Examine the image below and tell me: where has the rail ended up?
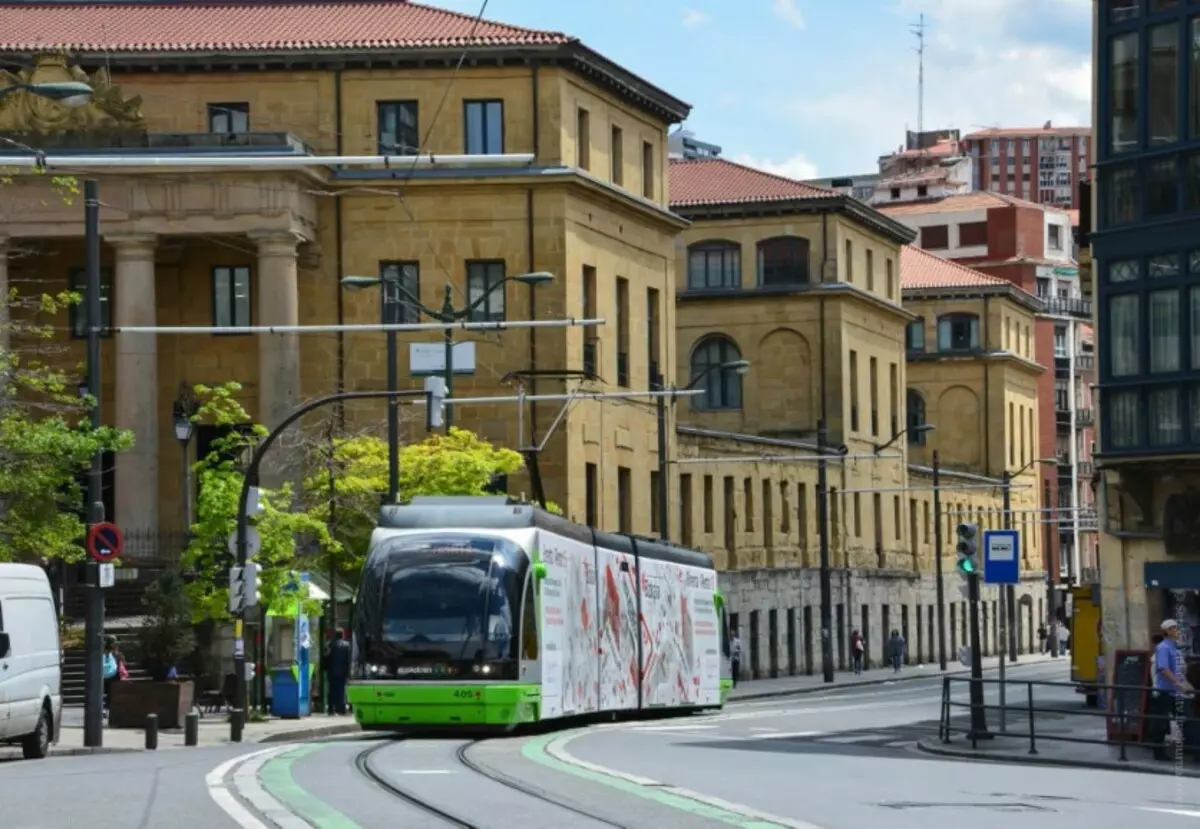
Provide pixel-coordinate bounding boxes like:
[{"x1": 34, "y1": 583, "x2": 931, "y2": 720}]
[{"x1": 937, "y1": 674, "x2": 1198, "y2": 763}]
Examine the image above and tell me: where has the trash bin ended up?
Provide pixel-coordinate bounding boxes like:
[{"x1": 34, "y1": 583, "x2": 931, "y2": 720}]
[{"x1": 270, "y1": 664, "x2": 310, "y2": 719}]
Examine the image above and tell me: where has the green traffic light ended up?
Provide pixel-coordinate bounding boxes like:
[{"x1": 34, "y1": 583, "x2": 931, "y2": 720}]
[{"x1": 957, "y1": 559, "x2": 977, "y2": 574}]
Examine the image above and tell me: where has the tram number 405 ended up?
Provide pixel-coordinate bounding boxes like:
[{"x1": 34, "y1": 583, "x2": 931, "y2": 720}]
[{"x1": 452, "y1": 689, "x2": 479, "y2": 699}]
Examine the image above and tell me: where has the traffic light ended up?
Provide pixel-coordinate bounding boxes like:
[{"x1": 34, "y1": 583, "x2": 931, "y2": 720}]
[
  {"x1": 228, "y1": 562, "x2": 260, "y2": 614},
  {"x1": 424, "y1": 375, "x2": 446, "y2": 430},
  {"x1": 955, "y1": 522, "x2": 979, "y2": 577}
]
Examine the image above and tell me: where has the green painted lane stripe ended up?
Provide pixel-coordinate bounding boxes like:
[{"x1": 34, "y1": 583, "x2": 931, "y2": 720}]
[
  {"x1": 258, "y1": 744, "x2": 362, "y2": 829},
  {"x1": 521, "y1": 733, "x2": 796, "y2": 829}
]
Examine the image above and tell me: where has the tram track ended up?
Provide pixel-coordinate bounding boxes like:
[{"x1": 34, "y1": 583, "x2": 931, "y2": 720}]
[{"x1": 354, "y1": 737, "x2": 633, "y2": 829}]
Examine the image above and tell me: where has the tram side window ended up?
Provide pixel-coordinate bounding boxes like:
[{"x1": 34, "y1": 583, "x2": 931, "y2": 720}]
[
  {"x1": 521, "y1": 572, "x2": 539, "y2": 660},
  {"x1": 721, "y1": 607, "x2": 731, "y2": 657}
]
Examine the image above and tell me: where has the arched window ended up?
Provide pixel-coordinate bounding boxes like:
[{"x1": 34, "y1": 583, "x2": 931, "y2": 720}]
[
  {"x1": 936, "y1": 313, "x2": 981, "y2": 352},
  {"x1": 907, "y1": 389, "x2": 928, "y2": 445},
  {"x1": 687, "y1": 241, "x2": 741, "y2": 290},
  {"x1": 757, "y1": 236, "x2": 810, "y2": 287},
  {"x1": 690, "y1": 336, "x2": 744, "y2": 410}
]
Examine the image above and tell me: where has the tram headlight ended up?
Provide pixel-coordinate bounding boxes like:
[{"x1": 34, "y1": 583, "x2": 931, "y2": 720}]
[{"x1": 474, "y1": 664, "x2": 492, "y2": 675}]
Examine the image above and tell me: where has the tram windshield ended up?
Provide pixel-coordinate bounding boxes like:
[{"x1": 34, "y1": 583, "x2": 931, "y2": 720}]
[{"x1": 362, "y1": 533, "x2": 526, "y2": 680}]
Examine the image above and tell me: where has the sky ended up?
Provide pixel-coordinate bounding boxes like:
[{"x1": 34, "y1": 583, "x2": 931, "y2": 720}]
[{"x1": 429, "y1": 0, "x2": 1093, "y2": 180}]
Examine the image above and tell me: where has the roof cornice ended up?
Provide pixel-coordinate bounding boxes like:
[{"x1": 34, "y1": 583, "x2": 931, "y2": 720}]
[
  {"x1": 671, "y1": 194, "x2": 917, "y2": 246},
  {"x1": 903, "y1": 282, "x2": 1044, "y2": 313}
]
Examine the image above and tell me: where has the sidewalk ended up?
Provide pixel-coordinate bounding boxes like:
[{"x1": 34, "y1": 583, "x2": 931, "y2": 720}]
[
  {"x1": 32, "y1": 711, "x2": 361, "y2": 757},
  {"x1": 729, "y1": 651, "x2": 1062, "y2": 701},
  {"x1": 917, "y1": 710, "x2": 1200, "y2": 778}
]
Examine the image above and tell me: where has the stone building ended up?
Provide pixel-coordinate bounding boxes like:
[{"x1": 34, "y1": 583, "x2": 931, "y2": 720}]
[{"x1": 1, "y1": 1, "x2": 1047, "y2": 675}]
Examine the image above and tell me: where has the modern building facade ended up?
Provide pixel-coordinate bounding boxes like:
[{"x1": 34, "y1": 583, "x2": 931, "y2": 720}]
[
  {"x1": 960, "y1": 124, "x2": 1092, "y2": 209},
  {"x1": 1093, "y1": 0, "x2": 1200, "y2": 662}
]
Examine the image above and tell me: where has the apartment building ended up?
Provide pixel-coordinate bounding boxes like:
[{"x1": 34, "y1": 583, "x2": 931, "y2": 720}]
[{"x1": 960, "y1": 123, "x2": 1092, "y2": 210}]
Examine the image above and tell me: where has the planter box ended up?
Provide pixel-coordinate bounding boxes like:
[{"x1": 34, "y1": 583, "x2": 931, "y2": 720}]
[{"x1": 110, "y1": 679, "x2": 195, "y2": 730}]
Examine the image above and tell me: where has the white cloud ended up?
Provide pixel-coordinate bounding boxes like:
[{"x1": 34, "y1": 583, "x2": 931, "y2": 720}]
[
  {"x1": 734, "y1": 152, "x2": 820, "y2": 182},
  {"x1": 682, "y1": 8, "x2": 710, "y2": 28},
  {"x1": 785, "y1": 0, "x2": 1091, "y2": 173},
  {"x1": 771, "y1": 0, "x2": 805, "y2": 30}
]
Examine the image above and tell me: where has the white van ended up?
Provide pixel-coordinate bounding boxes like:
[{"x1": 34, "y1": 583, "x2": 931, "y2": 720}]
[{"x1": 0, "y1": 564, "x2": 62, "y2": 759}]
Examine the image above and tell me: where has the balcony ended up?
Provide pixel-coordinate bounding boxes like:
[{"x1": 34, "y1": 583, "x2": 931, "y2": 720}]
[
  {"x1": 1041, "y1": 297, "x2": 1092, "y2": 320},
  {"x1": 1054, "y1": 353, "x2": 1095, "y2": 378},
  {"x1": 1056, "y1": 407, "x2": 1095, "y2": 430}
]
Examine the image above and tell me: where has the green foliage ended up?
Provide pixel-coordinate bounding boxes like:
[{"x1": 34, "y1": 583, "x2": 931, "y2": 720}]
[
  {"x1": 182, "y1": 382, "x2": 338, "y2": 623},
  {"x1": 304, "y1": 427, "x2": 561, "y2": 571},
  {"x1": 135, "y1": 570, "x2": 197, "y2": 681},
  {"x1": 0, "y1": 255, "x2": 132, "y2": 563}
]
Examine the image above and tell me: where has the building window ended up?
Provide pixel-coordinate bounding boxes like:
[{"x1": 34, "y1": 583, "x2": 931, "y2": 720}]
[
  {"x1": 917, "y1": 184, "x2": 928, "y2": 197},
  {"x1": 67, "y1": 267, "x2": 112, "y2": 339},
  {"x1": 463, "y1": 100, "x2": 503, "y2": 155},
  {"x1": 610, "y1": 125, "x2": 624, "y2": 185},
  {"x1": 1048, "y1": 224, "x2": 1063, "y2": 251},
  {"x1": 212, "y1": 266, "x2": 251, "y2": 329},
  {"x1": 380, "y1": 261, "x2": 420, "y2": 324},
  {"x1": 1109, "y1": 391, "x2": 1140, "y2": 448},
  {"x1": 1109, "y1": 294, "x2": 1140, "y2": 376},
  {"x1": 919, "y1": 225, "x2": 949, "y2": 249},
  {"x1": 1110, "y1": 32, "x2": 1139, "y2": 154},
  {"x1": 936, "y1": 313, "x2": 980, "y2": 352},
  {"x1": 582, "y1": 264, "x2": 597, "y2": 376},
  {"x1": 1149, "y1": 289, "x2": 1182, "y2": 373},
  {"x1": 1150, "y1": 387, "x2": 1183, "y2": 446},
  {"x1": 207, "y1": 102, "x2": 248, "y2": 133},
  {"x1": 907, "y1": 389, "x2": 928, "y2": 444},
  {"x1": 849, "y1": 350, "x2": 860, "y2": 431},
  {"x1": 1192, "y1": 388, "x2": 1200, "y2": 443},
  {"x1": 1191, "y1": 19, "x2": 1200, "y2": 139},
  {"x1": 1106, "y1": 166, "x2": 1137, "y2": 225},
  {"x1": 642, "y1": 141, "x2": 655, "y2": 199},
  {"x1": 958, "y1": 221, "x2": 988, "y2": 247},
  {"x1": 1190, "y1": 287, "x2": 1200, "y2": 368},
  {"x1": 617, "y1": 466, "x2": 632, "y2": 533},
  {"x1": 466, "y1": 261, "x2": 505, "y2": 322},
  {"x1": 687, "y1": 241, "x2": 741, "y2": 290},
  {"x1": 890, "y1": 187, "x2": 901, "y2": 200},
  {"x1": 1149, "y1": 23, "x2": 1180, "y2": 146},
  {"x1": 1107, "y1": 0, "x2": 1139, "y2": 22},
  {"x1": 377, "y1": 101, "x2": 419, "y2": 155},
  {"x1": 1150, "y1": 253, "x2": 1182, "y2": 278},
  {"x1": 845, "y1": 239, "x2": 854, "y2": 283},
  {"x1": 1147, "y1": 157, "x2": 1179, "y2": 216},
  {"x1": 615, "y1": 276, "x2": 630, "y2": 387},
  {"x1": 886, "y1": 258, "x2": 895, "y2": 299},
  {"x1": 577, "y1": 108, "x2": 590, "y2": 169},
  {"x1": 690, "y1": 336, "x2": 743, "y2": 410},
  {"x1": 757, "y1": 236, "x2": 810, "y2": 286},
  {"x1": 1109, "y1": 259, "x2": 1139, "y2": 283}
]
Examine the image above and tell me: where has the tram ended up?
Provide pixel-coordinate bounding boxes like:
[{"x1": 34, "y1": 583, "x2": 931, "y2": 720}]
[{"x1": 348, "y1": 495, "x2": 731, "y2": 729}]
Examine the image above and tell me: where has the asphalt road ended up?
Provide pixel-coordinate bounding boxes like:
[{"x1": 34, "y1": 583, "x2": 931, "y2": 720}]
[{"x1": 4, "y1": 662, "x2": 1200, "y2": 829}]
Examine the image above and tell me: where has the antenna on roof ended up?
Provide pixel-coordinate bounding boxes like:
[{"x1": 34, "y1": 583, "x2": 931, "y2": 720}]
[{"x1": 912, "y1": 13, "x2": 927, "y2": 156}]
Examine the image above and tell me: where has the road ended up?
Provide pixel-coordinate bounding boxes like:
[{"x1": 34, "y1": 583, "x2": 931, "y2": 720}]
[{"x1": 3, "y1": 662, "x2": 1199, "y2": 829}]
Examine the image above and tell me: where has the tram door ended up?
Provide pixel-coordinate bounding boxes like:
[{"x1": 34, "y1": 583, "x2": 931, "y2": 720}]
[{"x1": 518, "y1": 571, "x2": 541, "y2": 684}]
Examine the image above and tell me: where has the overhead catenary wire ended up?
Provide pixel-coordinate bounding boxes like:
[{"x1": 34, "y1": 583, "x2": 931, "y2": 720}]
[{"x1": 104, "y1": 318, "x2": 604, "y2": 335}]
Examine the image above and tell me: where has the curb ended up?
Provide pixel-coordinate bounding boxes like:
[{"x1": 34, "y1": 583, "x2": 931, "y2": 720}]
[
  {"x1": 915, "y1": 737, "x2": 1200, "y2": 778},
  {"x1": 730, "y1": 657, "x2": 1061, "y2": 702},
  {"x1": 256, "y1": 722, "x2": 362, "y2": 744},
  {"x1": 49, "y1": 746, "x2": 142, "y2": 757}
]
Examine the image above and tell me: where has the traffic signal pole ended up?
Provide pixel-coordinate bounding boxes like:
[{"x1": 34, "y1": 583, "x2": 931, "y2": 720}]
[{"x1": 956, "y1": 521, "x2": 990, "y2": 740}]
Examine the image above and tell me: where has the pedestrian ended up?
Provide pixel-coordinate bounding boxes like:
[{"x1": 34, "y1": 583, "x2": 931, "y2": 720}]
[
  {"x1": 729, "y1": 630, "x2": 743, "y2": 687},
  {"x1": 1037, "y1": 624, "x2": 1048, "y2": 654},
  {"x1": 1056, "y1": 620, "x2": 1070, "y2": 656},
  {"x1": 102, "y1": 637, "x2": 121, "y2": 717},
  {"x1": 325, "y1": 628, "x2": 351, "y2": 716},
  {"x1": 1151, "y1": 619, "x2": 1192, "y2": 760},
  {"x1": 850, "y1": 629, "x2": 864, "y2": 675},
  {"x1": 888, "y1": 629, "x2": 905, "y2": 673}
]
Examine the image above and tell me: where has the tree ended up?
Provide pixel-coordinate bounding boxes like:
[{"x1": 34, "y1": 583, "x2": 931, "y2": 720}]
[
  {"x1": 303, "y1": 427, "x2": 560, "y2": 572},
  {"x1": 134, "y1": 570, "x2": 196, "y2": 682},
  {"x1": 0, "y1": 234, "x2": 132, "y2": 563},
  {"x1": 181, "y1": 382, "x2": 337, "y2": 623}
]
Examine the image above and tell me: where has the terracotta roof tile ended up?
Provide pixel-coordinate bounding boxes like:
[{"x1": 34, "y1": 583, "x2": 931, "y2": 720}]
[
  {"x1": 0, "y1": 0, "x2": 570, "y2": 53},
  {"x1": 902, "y1": 244, "x2": 1035, "y2": 296},
  {"x1": 668, "y1": 157, "x2": 835, "y2": 208},
  {"x1": 962, "y1": 126, "x2": 1091, "y2": 139},
  {"x1": 877, "y1": 191, "x2": 1069, "y2": 217}
]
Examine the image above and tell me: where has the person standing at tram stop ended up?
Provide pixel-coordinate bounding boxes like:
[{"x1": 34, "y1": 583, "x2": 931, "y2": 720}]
[
  {"x1": 1150, "y1": 619, "x2": 1193, "y2": 760},
  {"x1": 324, "y1": 629, "x2": 351, "y2": 716},
  {"x1": 729, "y1": 629, "x2": 743, "y2": 687},
  {"x1": 850, "y1": 629, "x2": 865, "y2": 675}
]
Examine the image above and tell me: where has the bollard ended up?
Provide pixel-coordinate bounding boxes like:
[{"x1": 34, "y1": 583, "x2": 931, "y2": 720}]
[
  {"x1": 185, "y1": 711, "x2": 199, "y2": 747},
  {"x1": 230, "y1": 707, "x2": 244, "y2": 743},
  {"x1": 144, "y1": 713, "x2": 158, "y2": 751}
]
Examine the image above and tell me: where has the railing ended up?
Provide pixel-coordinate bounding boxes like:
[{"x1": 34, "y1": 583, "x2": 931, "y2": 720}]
[
  {"x1": 938, "y1": 674, "x2": 1198, "y2": 763},
  {"x1": 1041, "y1": 297, "x2": 1092, "y2": 319}
]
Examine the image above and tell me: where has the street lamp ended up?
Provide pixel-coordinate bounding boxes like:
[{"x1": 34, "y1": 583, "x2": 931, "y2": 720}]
[
  {"x1": 340, "y1": 270, "x2": 554, "y2": 501},
  {"x1": 0, "y1": 80, "x2": 94, "y2": 107},
  {"x1": 1002, "y1": 456, "x2": 1057, "y2": 661},
  {"x1": 654, "y1": 358, "x2": 751, "y2": 541},
  {"x1": 872, "y1": 422, "x2": 935, "y2": 454},
  {"x1": 172, "y1": 391, "x2": 197, "y2": 534}
]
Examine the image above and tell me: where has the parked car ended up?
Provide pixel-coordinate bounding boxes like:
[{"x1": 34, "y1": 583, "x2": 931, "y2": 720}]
[{"x1": 0, "y1": 564, "x2": 63, "y2": 759}]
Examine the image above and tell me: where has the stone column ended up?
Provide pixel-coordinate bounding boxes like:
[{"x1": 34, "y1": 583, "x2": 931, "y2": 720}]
[
  {"x1": 249, "y1": 231, "x2": 302, "y2": 485},
  {"x1": 109, "y1": 234, "x2": 159, "y2": 533}
]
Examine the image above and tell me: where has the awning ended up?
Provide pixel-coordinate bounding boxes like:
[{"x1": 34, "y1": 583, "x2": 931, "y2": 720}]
[{"x1": 1144, "y1": 561, "x2": 1200, "y2": 590}]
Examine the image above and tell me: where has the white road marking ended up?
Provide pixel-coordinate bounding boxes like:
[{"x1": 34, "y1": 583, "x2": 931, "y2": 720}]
[
  {"x1": 233, "y1": 747, "x2": 314, "y2": 829},
  {"x1": 884, "y1": 740, "x2": 911, "y2": 747},
  {"x1": 399, "y1": 769, "x2": 455, "y2": 774},
  {"x1": 631, "y1": 724, "x2": 720, "y2": 732},
  {"x1": 548, "y1": 731, "x2": 827, "y2": 829},
  {"x1": 205, "y1": 744, "x2": 305, "y2": 829},
  {"x1": 754, "y1": 730, "x2": 825, "y2": 740},
  {"x1": 817, "y1": 734, "x2": 889, "y2": 744},
  {"x1": 1139, "y1": 807, "x2": 1200, "y2": 818},
  {"x1": 749, "y1": 727, "x2": 780, "y2": 732}
]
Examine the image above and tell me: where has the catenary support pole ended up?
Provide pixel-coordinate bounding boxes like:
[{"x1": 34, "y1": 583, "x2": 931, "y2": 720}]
[
  {"x1": 655, "y1": 370, "x2": 669, "y2": 541},
  {"x1": 817, "y1": 421, "x2": 835, "y2": 683},
  {"x1": 933, "y1": 449, "x2": 947, "y2": 671},
  {"x1": 82, "y1": 179, "x2": 105, "y2": 749},
  {"x1": 967, "y1": 569, "x2": 991, "y2": 740}
]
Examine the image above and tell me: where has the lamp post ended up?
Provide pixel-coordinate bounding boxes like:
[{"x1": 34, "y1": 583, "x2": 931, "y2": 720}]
[
  {"x1": 872, "y1": 423, "x2": 939, "y2": 666},
  {"x1": 655, "y1": 358, "x2": 751, "y2": 541},
  {"x1": 1002, "y1": 457, "x2": 1056, "y2": 661},
  {"x1": 172, "y1": 392, "x2": 197, "y2": 534},
  {"x1": 340, "y1": 271, "x2": 554, "y2": 499}
]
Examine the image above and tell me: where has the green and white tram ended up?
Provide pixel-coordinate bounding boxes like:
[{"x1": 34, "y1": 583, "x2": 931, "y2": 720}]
[{"x1": 348, "y1": 496, "x2": 732, "y2": 729}]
